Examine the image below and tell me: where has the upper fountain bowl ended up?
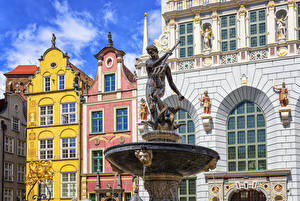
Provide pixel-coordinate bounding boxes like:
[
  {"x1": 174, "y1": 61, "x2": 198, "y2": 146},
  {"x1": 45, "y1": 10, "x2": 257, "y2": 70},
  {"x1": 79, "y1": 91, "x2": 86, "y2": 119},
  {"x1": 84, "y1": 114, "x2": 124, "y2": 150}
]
[{"x1": 104, "y1": 142, "x2": 220, "y2": 177}]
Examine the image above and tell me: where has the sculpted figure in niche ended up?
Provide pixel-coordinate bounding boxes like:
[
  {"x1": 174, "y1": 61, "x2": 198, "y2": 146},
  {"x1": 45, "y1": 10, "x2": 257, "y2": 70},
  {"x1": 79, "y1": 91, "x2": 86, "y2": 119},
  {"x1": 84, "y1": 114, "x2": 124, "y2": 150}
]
[
  {"x1": 273, "y1": 81, "x2": 288, "y2": 107},
  {"x1": 276, "y1": 12, "x2": 287, "y2": 40},
  {"x1": 139, "y1": 98, "x2": 148, "y2": 121},
  {"x1": 202, "y1": 24, "x2": 213, "y2": 51},
  {"x1": 199, "y1": 90, "x2": 211, "y2": 114}
]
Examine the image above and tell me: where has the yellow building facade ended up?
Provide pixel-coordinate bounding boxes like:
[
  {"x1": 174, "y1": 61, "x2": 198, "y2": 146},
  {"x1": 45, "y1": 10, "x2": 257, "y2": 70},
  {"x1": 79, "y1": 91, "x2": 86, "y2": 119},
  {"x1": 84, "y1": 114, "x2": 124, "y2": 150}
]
[{"x1": 26, "y1": 38, "x2": 92, "y2": 201}]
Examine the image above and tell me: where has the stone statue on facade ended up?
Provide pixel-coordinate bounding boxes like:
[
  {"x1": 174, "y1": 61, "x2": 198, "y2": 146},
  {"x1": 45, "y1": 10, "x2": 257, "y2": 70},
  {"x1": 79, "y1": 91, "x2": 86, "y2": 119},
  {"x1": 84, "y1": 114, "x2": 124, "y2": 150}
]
[
  {"x1": 144, "y1": 41, "x2": 184, "y2": 130},
  {"x1": 202, "y1": 25, "x2": 213, "y2": 51},
  {"x1": 273, "y1": 81, "x2": 288, "y2": 107},
  {"x1": 139, "y1": 98, "x2": 148, "y2": 121},
  {"x1": 51, "y1": 33, "x2": 56, "y2": 48},
  {"x1": 199, "y1": 90, "x2": 211, "y2": 114},
  {"x1": 276, "y1": 13, "x2": 287, "y2": 41}
]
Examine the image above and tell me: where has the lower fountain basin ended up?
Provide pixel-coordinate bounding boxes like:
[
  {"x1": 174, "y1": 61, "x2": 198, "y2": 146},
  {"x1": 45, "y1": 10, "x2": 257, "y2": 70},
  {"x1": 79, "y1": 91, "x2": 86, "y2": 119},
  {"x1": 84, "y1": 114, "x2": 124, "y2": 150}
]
[{"x1": 104, "y1": 142, "x2": 220, "y2": 177}]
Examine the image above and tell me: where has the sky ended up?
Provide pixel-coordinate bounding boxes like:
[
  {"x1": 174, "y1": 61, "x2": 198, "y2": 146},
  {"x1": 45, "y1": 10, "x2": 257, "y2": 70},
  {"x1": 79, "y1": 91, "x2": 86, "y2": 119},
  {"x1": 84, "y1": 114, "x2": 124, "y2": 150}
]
[{"x1": 0, "y1": 0, "x2": 162, "y2": 98}]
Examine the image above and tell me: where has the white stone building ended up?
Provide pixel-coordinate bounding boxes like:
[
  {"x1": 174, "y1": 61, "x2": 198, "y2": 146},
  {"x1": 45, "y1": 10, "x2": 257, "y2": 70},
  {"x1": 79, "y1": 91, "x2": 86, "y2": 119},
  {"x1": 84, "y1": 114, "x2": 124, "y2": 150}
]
[{"x1": 135, "y1": 0, "x2": 300, "y2": 201}]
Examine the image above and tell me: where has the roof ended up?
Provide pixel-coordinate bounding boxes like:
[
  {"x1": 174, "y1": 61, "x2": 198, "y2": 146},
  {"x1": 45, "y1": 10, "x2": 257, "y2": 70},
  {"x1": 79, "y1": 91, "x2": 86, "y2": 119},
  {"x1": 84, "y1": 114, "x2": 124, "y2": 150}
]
[
  {"x1": 123, "y1": 65, "x2": 135, "y2": 83},
  {"x1": 68, "y1": 62, "x2": 94, "y2": 86},
  {"x1": 4, "y1": 65, "x2": 38, "y2": 75}
]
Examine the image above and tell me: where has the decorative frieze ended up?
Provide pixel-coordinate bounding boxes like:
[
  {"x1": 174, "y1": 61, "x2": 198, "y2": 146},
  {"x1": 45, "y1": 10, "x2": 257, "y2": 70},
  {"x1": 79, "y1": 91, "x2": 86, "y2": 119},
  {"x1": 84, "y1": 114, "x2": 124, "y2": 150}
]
[
  {"x1": 220, "y1": 53, "x2": 238, "y2": 64},
  {"x1": 249, "y1": 49, "x2": 268, "y2": 61},
  {"x1": 178, "y1": 60, "x2": 194, "y2": 71}
]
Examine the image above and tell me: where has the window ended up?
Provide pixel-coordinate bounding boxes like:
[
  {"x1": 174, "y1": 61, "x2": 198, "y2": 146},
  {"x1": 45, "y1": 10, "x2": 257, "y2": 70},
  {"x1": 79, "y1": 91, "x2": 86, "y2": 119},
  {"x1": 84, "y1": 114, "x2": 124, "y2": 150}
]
[
  {"x1": 4, "y1": 189, "x2": 13, "y2": 201},
  {"x1": 61, "y1": 138, "x2": 76, "y2": 159},
  {"x1": 178, "y1": 178, "x2": 196, "y2": 201},
  {"x1": 175, "y1": 109, "x2": 195, "y2": 145},
  {"x1": 61, "y1": 103, "x2": 76, "y2": 124},
  {"x1": 17, "y1": 190, "x2": 25, "y2": 201},
  {"x1": 39, "y1": 139, "x2": 54, "y2": 160},
  {"x1": 227, "y1": 101, "x2": 267, "y2": 172},
  {"x1": 92, "y1": 111, "x2": 103, "y2": 133},
  {"x1": 249, "y1": 9, "x2": 266, "y2": 47},
  {"x1": 44, "y1": 76, "x2": 51, "y2": 92},
  {"x1": 89, "y1": 193, "x2": 96, "y2": 201},
  {"x1": 4, "y1": 162, "x2": 13, "y2": 181},
  {"x1": 17, "y1": 140, "x2": 26, "y2": 156},
  {"x1": 92, "y1": 150, "x2": 103, "y2": 173},
  {"x1": 104, "y1": 74, "x2": 115, "y2": 92},
  {"x1": 4, "y1": 136, "x2": 14, "y2": 153},
  {"x1": 40, "y1": 105, "x2": 54, "y2": 126},
  {"x1": 179, "y1": 22, "x2": 194, "y2": 58},
  {"x1": 220, "y1": 14, "x2": 237, "y2": 51},
  {"x1": 17, "y1": 165, "x2": 26, "y2": 183},
  {"x1": 124, "y1": 192, "x2": 132, "y2": 201},
  {"x1": 61, "y1": 172, "x2": 77, "y2": 198},
  {"x1": 177, "y1": 1, "x2": 183, "y2": 10},
  {"x1": 186, "y1": 0, "x2": 192, "y2": 9},
  {"x1": 12, "y1": 117, "x2": 20, "y2": 131},
  {"x1": 58, "y1": 74, "x2": 65, "y2": 90},
  {"x1": 41, "y1": 180, "x2": 54, "y2": 198},
  {"x1": 116, "y1": 108, "x2": 128, "y2": 131}
]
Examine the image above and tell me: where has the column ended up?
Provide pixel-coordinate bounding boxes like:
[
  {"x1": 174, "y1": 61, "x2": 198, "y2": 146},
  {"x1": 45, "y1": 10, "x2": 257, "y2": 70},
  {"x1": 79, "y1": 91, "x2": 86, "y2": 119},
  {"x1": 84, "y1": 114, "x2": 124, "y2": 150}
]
[
  {"x1": 194, "y1": 13, "x2": 202, "y2": 55},
  {"x1": 288, "y1": 0, "x2": 297, "y2": 41},
  {"x1": 267, "y1": 0, "x2": 276, "y2": 44},
  {"x1": 211, "y1": 11, "x2": 219, "y2": 52},
  {"x1": 238, "y1": 5, "x2": 247, "y2": 48},
  {"x1": 169, "y1": 19, "x2": 177, "y2": 59},
  {"x1": 142, "y1": 13, "x2": 149, "y2": 55}
]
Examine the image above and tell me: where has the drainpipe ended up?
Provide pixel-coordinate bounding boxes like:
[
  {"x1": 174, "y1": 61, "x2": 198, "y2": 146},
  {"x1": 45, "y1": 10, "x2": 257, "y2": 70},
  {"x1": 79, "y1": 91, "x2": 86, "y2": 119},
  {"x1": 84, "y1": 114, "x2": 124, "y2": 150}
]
[
  {"x1": 1, "y1": 120, "x2": 7, "y2": 201},
  {"x1": 73, "y1": 72, "x2": 83, "y2": 200}
]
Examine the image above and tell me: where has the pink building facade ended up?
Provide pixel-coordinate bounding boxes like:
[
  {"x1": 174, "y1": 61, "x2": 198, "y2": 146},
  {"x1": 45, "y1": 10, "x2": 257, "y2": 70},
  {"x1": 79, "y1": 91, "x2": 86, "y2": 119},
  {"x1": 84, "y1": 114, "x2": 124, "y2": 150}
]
[{"x1": 81, "y1": 33, "x2": 137, "y2": 201}]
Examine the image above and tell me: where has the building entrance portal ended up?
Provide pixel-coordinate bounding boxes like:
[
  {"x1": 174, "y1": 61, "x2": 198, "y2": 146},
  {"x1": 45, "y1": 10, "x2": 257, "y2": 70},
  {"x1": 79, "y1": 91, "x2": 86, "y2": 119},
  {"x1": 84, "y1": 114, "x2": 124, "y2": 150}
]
[{"x1": 230, "y1": 190, "x2": 266, "y2": 201}]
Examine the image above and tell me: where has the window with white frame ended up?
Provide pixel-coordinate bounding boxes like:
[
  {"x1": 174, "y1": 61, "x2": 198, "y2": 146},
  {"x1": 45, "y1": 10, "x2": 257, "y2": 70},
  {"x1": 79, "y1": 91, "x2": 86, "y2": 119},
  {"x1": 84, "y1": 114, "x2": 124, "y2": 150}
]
[
  {"x1": 4, "y1": 136, "x2": 14, "y2": 153},
  {"x1": 44, "y1": 76, "x2": 51, "y2": 92},
  {"x1": 179, "y1": 22, "x2": 193, "y2": 58},
  {"x1": 58, "y1": 74, "x2": 65, "y2": 90},
  {"x1": 17, "y1": 140, "x2": 26, "y2": 156},
  {"x1": 61, "y1": 103, "x2": 76, "y2": 124},
  {"x1": 220, "y1": 14, "x2": 237, "y2": 51},
  {"x1": 40, "y1": 105, "x2": 54, "y2": 126},
  {"x1": 12, "y1": 117, "x2": 20, "y2": 131},
  {"x1": 17, "y1": 165, "x2": 26, "y2": 183},
  {"x1": 186, "y1": 0, "x2": 192, "y2": 9},
  {"x1": 17, "y1": 190, "x2": 25, "y2": 201},
  {"x1": 177, "y1": 1, "x2": 183, "y2": 10},
  {"x1": 4, "y1": 162, "x2": 13, "y2": 181},
  {"x1": 249, "y1": 9, "x2": 266, "y2": 47},
  {"x1": 41, "y1": 179, "x2": 54, "y2": 198},
  {"x1": 61, "y1": 138, "x2": 76, "y2": 159},
  {"x1": 39, "y1": 139, "x2": 54, "y2": 160},
  {"x1": 4, "y1": 189, "x2": 13, "y2": 201},
  {"x1": 61, "y1": 172, "x2": 77, "y2": 198}
]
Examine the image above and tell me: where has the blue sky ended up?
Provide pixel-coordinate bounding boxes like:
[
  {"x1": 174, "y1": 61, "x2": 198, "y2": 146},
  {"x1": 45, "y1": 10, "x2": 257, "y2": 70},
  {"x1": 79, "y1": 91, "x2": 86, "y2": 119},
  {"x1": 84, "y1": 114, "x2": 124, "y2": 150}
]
[{"x1": 0, "y1": 0, "x2": 162, "y2": 98}]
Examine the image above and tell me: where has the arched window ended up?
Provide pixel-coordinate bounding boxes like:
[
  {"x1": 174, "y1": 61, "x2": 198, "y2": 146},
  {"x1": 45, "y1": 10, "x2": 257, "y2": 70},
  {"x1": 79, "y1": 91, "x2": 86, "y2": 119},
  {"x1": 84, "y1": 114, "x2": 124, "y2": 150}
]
[
  {"x1": 175, "y1": 109, "x2": 195, "y2": 144},
  {"x1": 227, "y1": 101, "x2": 266, "y2": 172}
]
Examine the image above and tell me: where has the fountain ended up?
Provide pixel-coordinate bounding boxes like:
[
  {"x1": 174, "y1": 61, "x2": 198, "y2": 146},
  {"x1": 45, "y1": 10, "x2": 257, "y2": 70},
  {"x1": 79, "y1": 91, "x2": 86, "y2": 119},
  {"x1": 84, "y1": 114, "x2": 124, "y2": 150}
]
[{"x1": 104, "y1": 42, "x2": 220, "y2": 201}]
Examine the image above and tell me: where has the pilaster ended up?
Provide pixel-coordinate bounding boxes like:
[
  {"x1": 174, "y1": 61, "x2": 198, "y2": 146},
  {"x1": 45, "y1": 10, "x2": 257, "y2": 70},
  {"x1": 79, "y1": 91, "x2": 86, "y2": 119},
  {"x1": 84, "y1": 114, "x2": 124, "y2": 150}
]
[
  {"x1": 97, "y1": 60, "x2": 102, "y2": 92},
  {"x1": 267, "y1": 0, "x2": 276, "y2": 44},
  {"x1": 169, "y1": 19, "x2": 177, "y2": 59},
  {"x1": 287, "y1": 0, "x2": 297, "y2": 41},
  {"x1": 194, "y1": 13, "x2": 202, "y2": 55},
  {"x1": 238, "y1": 5, "x2": 247, "y2": 48},
  {"x1": 211, "y1": 11, "x2": 219, "y2": 52},
  {"x1": 117, "y1": 57, "x2": 122, "y2": 90}
]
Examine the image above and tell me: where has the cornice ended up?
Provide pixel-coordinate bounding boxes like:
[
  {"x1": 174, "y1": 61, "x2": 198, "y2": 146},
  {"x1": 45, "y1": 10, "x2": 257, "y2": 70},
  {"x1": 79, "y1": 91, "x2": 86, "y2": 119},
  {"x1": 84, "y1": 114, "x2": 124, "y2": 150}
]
[
  {"x1": 162, "y1": 0, "x2": 268, "y2": 21},
  {"x1": 205, "y1": 170, "x2": 291, "y2": 179}
]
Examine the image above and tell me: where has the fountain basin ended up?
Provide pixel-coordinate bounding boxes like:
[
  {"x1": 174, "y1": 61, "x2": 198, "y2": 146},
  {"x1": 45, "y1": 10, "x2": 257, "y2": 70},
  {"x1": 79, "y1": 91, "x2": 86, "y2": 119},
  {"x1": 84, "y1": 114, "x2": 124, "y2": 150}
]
[{"x1": 104, "y1": 142, "x2": 220, "y2": 177}]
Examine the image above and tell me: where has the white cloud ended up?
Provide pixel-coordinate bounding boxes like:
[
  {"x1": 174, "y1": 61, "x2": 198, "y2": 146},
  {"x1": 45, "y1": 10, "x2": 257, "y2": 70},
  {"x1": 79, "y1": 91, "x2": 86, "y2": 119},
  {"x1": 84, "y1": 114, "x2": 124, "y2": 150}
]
[
  {"x1": 148, "y1": 9, "x2": 162, "y2": 42},
  {"x1": 0, "y1": 72, "x2": 6, "y2": 99},
  {"x1": 124, "y1": 53, "x2": 138, "y2": 72},
  {"x1": 3, "y1": 0, "x2": 98, "y2": 69},
  {"x1": 103, "y1": 2, "x2": 117, "y2": 25}
]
